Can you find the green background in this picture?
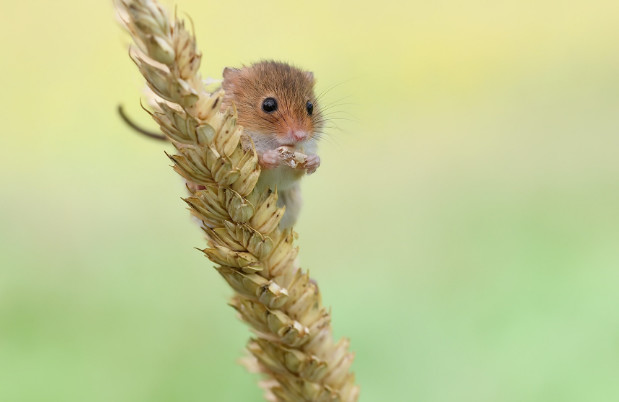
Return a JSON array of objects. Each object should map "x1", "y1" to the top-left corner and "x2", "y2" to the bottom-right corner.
[{"x1": 1, "y1": 0, "x2": 618, "y2": 400}]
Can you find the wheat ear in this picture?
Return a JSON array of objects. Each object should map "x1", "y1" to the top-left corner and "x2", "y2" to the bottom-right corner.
[{"x1": 115, "y1": 1, "x2": 359, "y2": 400}]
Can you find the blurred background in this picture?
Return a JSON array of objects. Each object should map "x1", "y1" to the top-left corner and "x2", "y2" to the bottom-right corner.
[{"x1": 1, "y1": 0, "x2": 618, "y2": 400}]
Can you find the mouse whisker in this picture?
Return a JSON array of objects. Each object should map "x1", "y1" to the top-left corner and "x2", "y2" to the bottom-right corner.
[{"x1": 314, "y1": 80, "x2": 353, "y2": 103}]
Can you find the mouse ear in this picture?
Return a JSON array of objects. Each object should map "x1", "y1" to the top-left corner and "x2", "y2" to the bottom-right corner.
[
  {"x1": 305, "y1": 71, "x2": 315, "y2": 84},
  {"x1": 223, "y1": 67, "x2": 240, "y2": 80},
  {"x1": 222, "y1": 67, "x2": 240, "y2": 93}
]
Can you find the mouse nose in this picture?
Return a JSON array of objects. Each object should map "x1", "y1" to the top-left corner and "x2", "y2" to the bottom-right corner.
[{"x1": 292, "y1": 130, "x2": 308, "y2": 142}]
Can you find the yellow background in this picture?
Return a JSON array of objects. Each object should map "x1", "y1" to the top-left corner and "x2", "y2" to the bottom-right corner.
[{"x1": 1, "y1": 0, "x2": 618, "y2": 400}]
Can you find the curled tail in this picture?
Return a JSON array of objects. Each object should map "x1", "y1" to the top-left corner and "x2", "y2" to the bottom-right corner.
[{"x1": 117, "y1": 105, "x2": 167, "y2": 141}]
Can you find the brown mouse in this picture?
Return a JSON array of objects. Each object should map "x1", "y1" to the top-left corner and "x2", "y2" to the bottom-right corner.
[
  {"x1": 120, "y1": 60, "x2": 323, "y2": 228},
  {"x1": 221, "y1": 61, "x2": 323, "y2": 228}
]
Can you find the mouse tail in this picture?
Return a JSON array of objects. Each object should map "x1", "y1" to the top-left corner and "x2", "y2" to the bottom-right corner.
[{"x1": 117, "y1": 105, "x2": 167, "y2": 141}]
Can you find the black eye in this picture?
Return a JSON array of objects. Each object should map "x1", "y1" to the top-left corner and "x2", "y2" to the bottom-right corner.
[
  {"x1": 306, "y1": 101, "x2": 314, "y2": 116},
  {"x1": 262, "y1": 97, "x2": 278, "y2": 113}
]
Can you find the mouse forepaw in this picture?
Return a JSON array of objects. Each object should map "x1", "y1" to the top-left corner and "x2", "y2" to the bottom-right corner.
[
  {"x1": 305, "y1": 154, "x2": 320, "y2": 174},
  {"x1": 259, "y1": 149, "x2": 282, "y2": 169}
]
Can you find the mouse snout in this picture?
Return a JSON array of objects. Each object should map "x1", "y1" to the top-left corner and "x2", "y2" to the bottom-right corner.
[{"x1": 291, "y1": 130, "x2": 308, "y2": 142}]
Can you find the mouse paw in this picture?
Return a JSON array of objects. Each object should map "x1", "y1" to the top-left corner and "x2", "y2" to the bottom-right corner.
[
  {"x1": 305, "y1": 154, "x2": 320, "y2": 174},
  {"x1": 259, "y1": 149, "x2": 282, "y2": 169}
]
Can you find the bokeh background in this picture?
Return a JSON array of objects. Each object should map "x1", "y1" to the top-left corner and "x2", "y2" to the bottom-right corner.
[{"x1": 1, "y1": 0, "x2": 618, "y2": 400}]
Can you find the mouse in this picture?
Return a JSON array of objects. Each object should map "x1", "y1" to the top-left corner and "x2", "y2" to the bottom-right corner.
[
  {"x1": 120, "y1": 60, "x2": 323, "y2": 228},
  {"x1": 221, "y1": 61, "x2": 322, "y2": 228}
]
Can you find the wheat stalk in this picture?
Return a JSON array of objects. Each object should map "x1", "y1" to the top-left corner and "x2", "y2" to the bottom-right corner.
[{"x1": 115, "y1": 1, "x2": 359, "y2": 400}]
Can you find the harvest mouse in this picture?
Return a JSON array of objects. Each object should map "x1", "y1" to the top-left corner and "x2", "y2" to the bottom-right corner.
[{"x1": 119, "y1": 60, "x2": 323, "y2": 228}]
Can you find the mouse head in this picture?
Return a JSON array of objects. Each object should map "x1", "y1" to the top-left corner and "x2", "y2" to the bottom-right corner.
[{"x1": 221, "y1": 61, "x2": 322, "y2": 146}]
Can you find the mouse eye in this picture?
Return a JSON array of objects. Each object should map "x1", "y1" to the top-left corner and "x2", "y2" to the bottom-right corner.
[
  {"x1": 306, "y1": 101, "x2": 314, "y2": 116},
  {"x1": 262, "y1": 97, "x2": 278, "y2": 113}
]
